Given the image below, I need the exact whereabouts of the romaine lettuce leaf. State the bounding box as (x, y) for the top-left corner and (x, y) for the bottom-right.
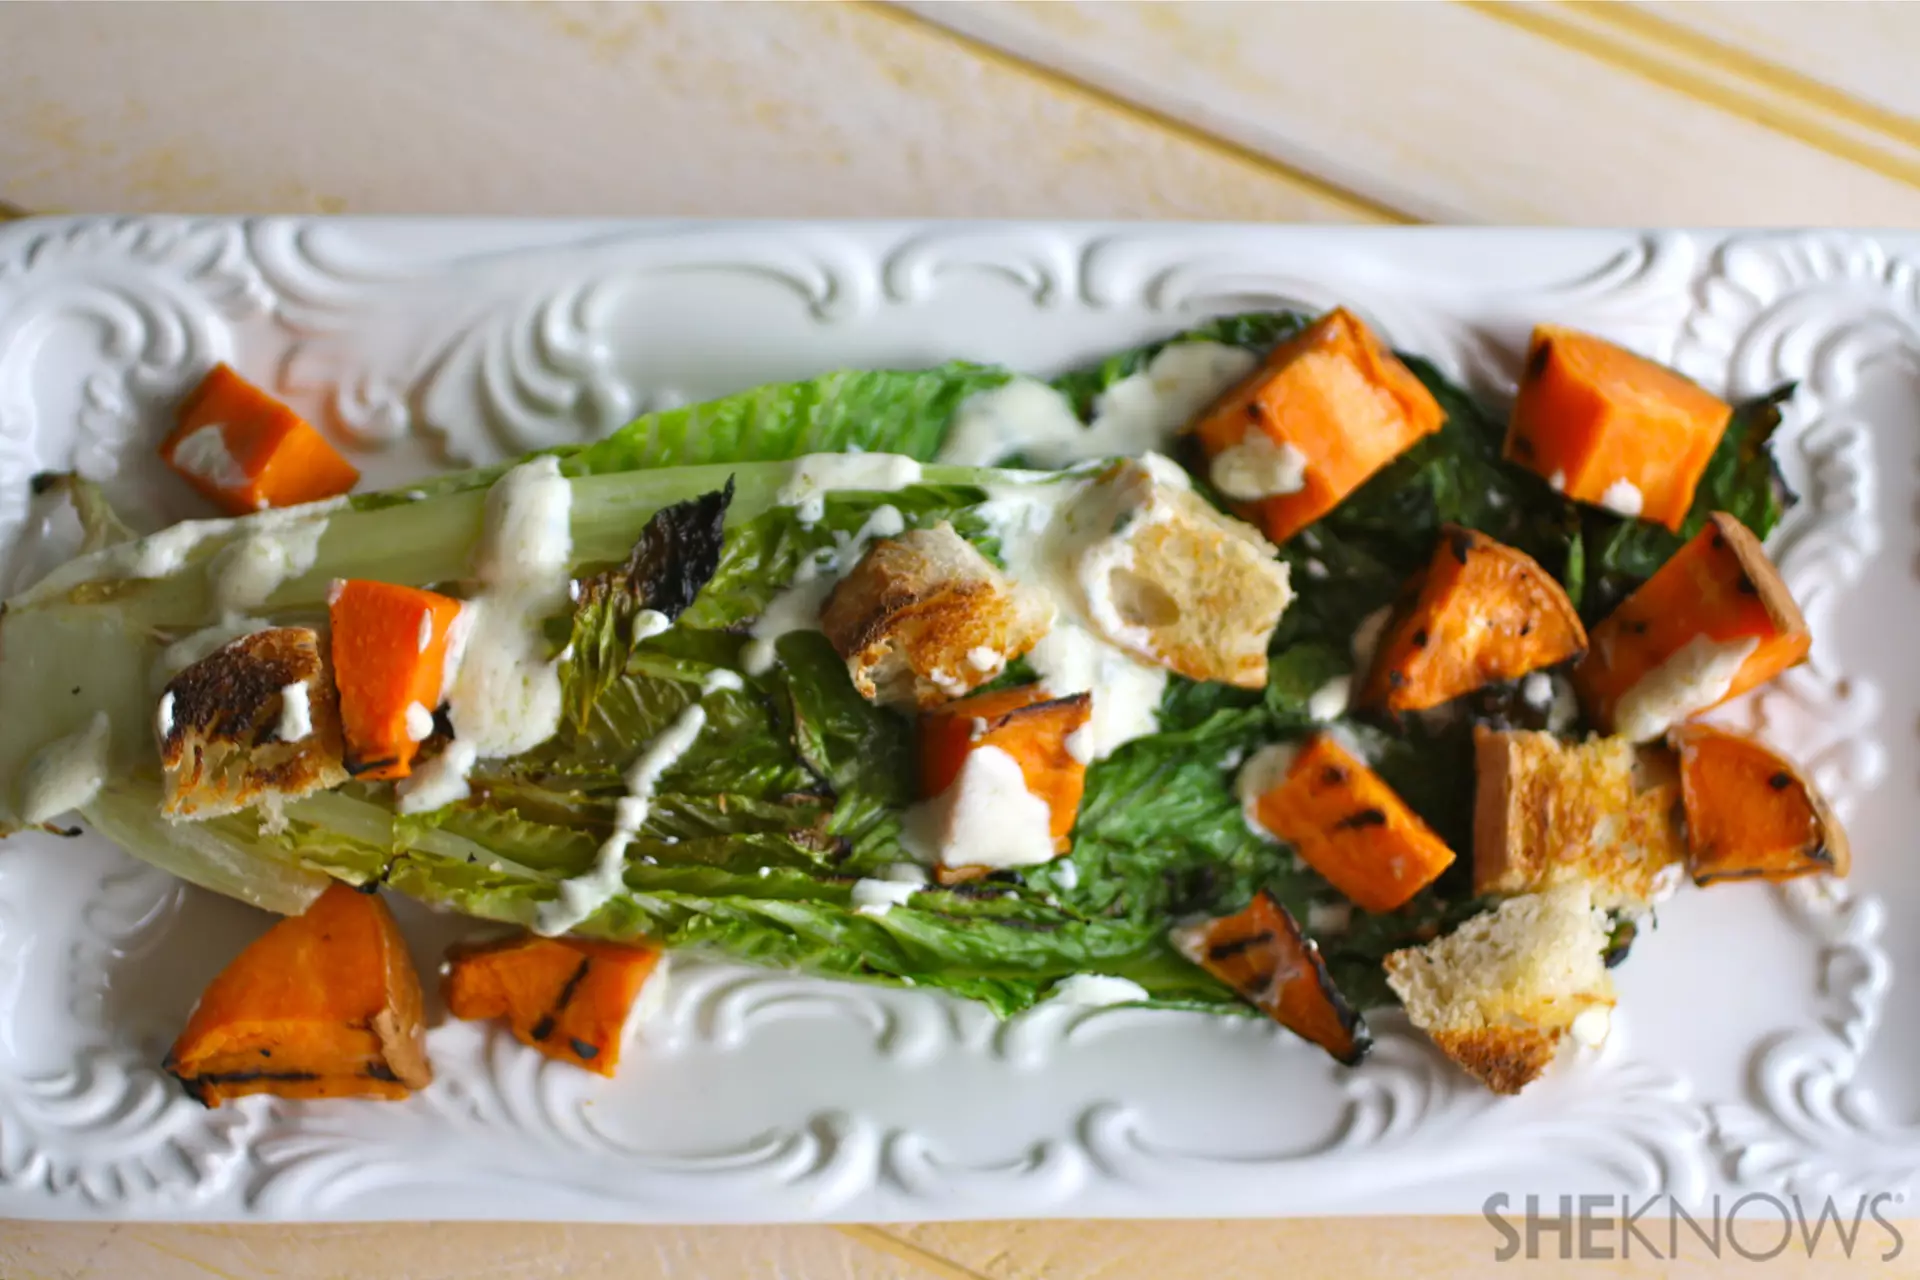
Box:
(0, 314), (1797, 1022)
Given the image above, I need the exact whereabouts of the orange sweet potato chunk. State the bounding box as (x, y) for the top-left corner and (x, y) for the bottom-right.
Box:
(445, 935), (662, 1077)
(1576, 513), (1809, 741)
(165, 883), (431, 1106)
(1670, 723), (1850, 885)
(328, 579), (466, 780)
(161, 364), (360, 515)
(1191, 308), (1444, 544)
(1360, 525), (1586, 713)
(1506, 325), (1732, 531)
(919, 684), (1092, 854)
(1172, 890), (1370, 1065)
(1252, 734), (1457, 913)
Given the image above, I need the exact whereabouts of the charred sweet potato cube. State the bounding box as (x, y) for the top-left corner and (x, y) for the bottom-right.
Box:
(1360, 525), (1586, 713)
(1190, 308), (1444, 545)
(328, 579), (466, 780)
(445, 934), (663, 1077)
(1576, 512), (1809, 741)
(165, 883), (432, 1106)
(162, 364), (360, 515)
(917, 684), (1092, 878)
(1669, 723), (1850, 885)
(1506, 325), (1732, 532)
(1249, 734), (1456, 913)
(1172, 890), (1370, 1065)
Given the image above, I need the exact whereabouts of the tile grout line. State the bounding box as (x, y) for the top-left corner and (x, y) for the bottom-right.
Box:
(836, 1225), (1001, 1280)
(856, 0), (1420, 226)
(1455, 0), (1920, 191)
(1565, 0), (1920, 153)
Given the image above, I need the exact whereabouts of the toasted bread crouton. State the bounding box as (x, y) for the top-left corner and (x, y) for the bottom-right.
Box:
(821, 522), (1053, 708)
(160, 627), (349, 821)
(1384, 883), (1615, 1094)
(1063, 457), (1292, 688)
(1473, 726), (1685, 911)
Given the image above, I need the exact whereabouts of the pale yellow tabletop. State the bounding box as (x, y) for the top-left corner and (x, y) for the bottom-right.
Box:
(2, 3), (1916, 1276)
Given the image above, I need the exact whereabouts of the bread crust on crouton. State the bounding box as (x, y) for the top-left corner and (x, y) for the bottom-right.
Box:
(1384, 883), (1614, 1095)
(1473, 726), (1684, 911)
(1430, 1027), (1560, 1097)
(820, 523), (1051, 708)
(161, 627), (348, 820)
(1067, 459), (1292, 688)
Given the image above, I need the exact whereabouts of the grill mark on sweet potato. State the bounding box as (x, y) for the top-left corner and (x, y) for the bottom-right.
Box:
(1333, 807), (1389, 830)
(1206, 931), (1274, 962)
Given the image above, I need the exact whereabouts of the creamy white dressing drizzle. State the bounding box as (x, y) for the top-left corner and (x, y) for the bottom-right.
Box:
(404, 701), (436, 743)
(1210, 432), (1308, 501)
(1600, 479), (1644, 518)
(779, 454), (923, 526)
(1570, 1005), (1613, 1048)
(534, 692), (713, 936)
(938, 343), (1256, 469)
(1307, 676), (1351, 723)
(851, 864), (925, 918)
(406, 457), (575, 812)
(209, 515), (330, 614)
(745, 504), (906, 669)
(275, 681), (313, 743)
(1235, 742), (1299, 842)
(155, 692), (175, 742)
(901, 744), (1057, 870)
(1048, 973), (1149, 1007)
(973, 474), (1168, 760)
(1613, 633), (1758, 742)
(171, 423), (250, 493)
(1350, 605), (1393, 674)
(19, 710), (112, 825)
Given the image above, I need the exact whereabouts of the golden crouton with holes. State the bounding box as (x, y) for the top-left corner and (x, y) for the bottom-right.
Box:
(1063, 457), (1292, 688)
(1384, 882), (1616, 1095)
(159, 627), (349, 821)
(821, 522), (1053, 708)
(1473, 726), (1686, 912)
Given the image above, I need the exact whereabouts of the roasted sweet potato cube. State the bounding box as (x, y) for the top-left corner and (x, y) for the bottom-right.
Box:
(1250, 734), (1456, 913)
(165, 883), (432, 1106)
(918, 684), (1092, 875)
(1191, 308), (1444, 545)
(1669, 723), (1850, 885)
(1575, 512), (1809, 741)
(1360, 525), (1586, 713)
(1172, 890), (1370, 1065)
(1506, 325), (1732, 531)
(445, 934), (663, 1077)
(162, 364), (360, 515)
(1473, 726), (1686, 911)
(328, 579), (466, 780)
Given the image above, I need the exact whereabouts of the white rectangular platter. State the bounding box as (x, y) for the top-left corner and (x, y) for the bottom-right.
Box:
(0, 219), (1914, 1222)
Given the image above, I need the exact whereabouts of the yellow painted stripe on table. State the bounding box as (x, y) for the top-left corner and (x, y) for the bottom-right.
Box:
(1569, 1), (1920, 153)
(864, 1), (1419, 226)
(1457, 0), (1920, 191)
